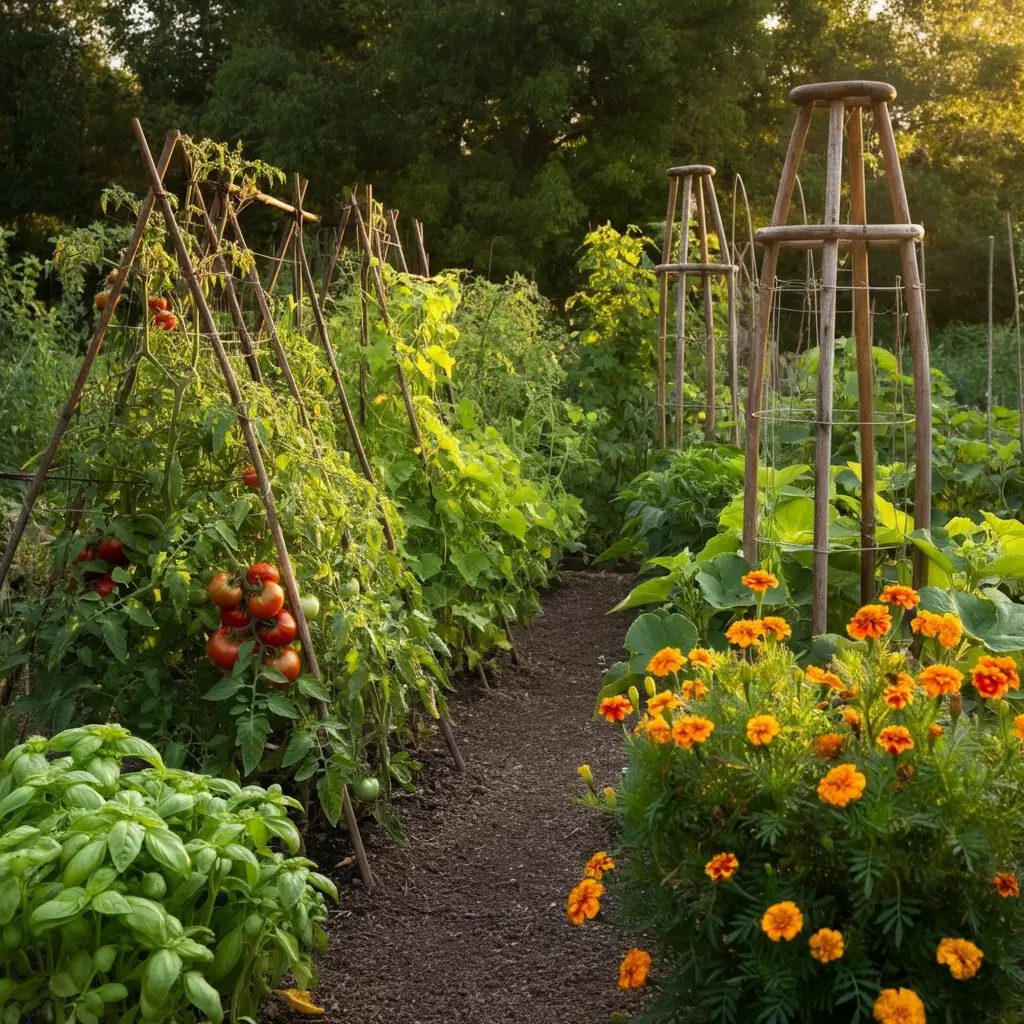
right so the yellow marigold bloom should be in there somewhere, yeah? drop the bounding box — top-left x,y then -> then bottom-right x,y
806,665 -> 844,689
372,393 -> 390,407
809,927 -> 845,963
760,615 -> 792,641
576,764 -> 594,786
585,852 -> 615,880
671,714 -> 715,749
994,872 -> 1019,898
598,695 -> 633,723
873,988 -> 926,1024
647,690 -> 680,716
704,852 -> 739,882
936,613 -> 963,649
919,664 -> 963,698
937,936 -> 983,980
971,655 -> 1021,700
761,901 -> 803,942
1013,715 -> 1024,741
646,647 -> 686,677
817,763 -> 867,808
644,715 -> 672,744
566,878 -> 604,926
877,725 -> 914,756
842,707 -> 862,730
602,786 -> 617,805
813,733 -> 845,760
883,683 -> 914,710
617,948 -> 652,990
687,648 -> 720,670
746,714 -> 781,746
726,619 -> 764,649
742,569 -> 779,593
681,679 -> 709,700
275,990 -> 326,1016
879,585 -> 920,610
847,604 -> 892,641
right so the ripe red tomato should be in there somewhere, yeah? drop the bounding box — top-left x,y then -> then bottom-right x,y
247,580 -> 284,618
258,609 -> 297,647
94,291 -> 118,311
263,647 -> 301,687
220,605 -> 252,628
147,296 -> 169,312
93,575 -> 116,597
97,536 -> 126,566
207,627 -> 242,670
208,572 -> 243,608
242,466 -> 260,487
153,310 -> 177,331
73,545 -> 98,568
246,562 -> 280,586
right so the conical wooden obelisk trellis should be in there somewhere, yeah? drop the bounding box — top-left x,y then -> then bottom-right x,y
654,165 -> 739,447
742,81 -> 932,634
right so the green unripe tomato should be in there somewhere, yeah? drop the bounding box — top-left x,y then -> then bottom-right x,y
351,776 -> 380,801
188,584 -> 209,606
298,594 -> 320,619
340,578 -> 360,598
198,568 -> 216,585
141,873 -> 166,899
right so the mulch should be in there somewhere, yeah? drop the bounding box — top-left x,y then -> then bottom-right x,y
264,570 -> 646,1024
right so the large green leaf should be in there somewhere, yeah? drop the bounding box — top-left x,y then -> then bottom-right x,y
624,612 -> 698,675
919,586 -> 1024,652
608,575 -> 675,613
696,553 -> 785,610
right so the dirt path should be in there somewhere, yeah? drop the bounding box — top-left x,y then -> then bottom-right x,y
274,571 -> 642,1024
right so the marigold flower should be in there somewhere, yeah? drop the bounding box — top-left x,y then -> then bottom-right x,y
617,948 -> 651,990
971,655 -> 1021,700
919,664 -> 963,698
760,615 -> 792,641
742,569 -> 779,594
911,608 -> 940,636
929,723 -> 943,738
936,613 -> 963,649
877,725 -> 914,756
577,764 -> 594,786
681,679 -> 709,701
936,936 -> 983,980
808,927 -> 844,963
726,619 -> 764,649
643,715 -> 672,744
807,665 -> 845,689
1014,715 -> 1024,741
843,707 -> 862,730
879,585 -> 920,610
598,695 -> 633,723
746,714 -> 781,746
761,901 -> 803,942
646,647 -> 686,677
671,714 -> 715,749
994,872 -> 1019,898
847,604 -> 892,641
274,990 -> 325,1016
704,852 -> 739,882
566,878 -> 604,926
687,648 -> 720,670
883,683 -> 914,710
872,987 -> 926,1024
817,763 -> 867,808
585,852 -> 615,880
647,690 -> 680,717
813,733 -> 845,759
894,671 -> 915,689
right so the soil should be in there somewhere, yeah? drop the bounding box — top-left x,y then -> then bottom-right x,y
265,570 -> 646,1024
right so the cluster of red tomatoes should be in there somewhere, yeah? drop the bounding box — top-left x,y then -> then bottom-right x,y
147,296 -> 177,331
206,562 -> 304,687
74,535 -> 128,596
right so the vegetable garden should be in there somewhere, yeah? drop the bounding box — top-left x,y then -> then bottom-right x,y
3,74 -> 1024,1024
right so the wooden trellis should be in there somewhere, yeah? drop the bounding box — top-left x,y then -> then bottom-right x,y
655,165 -> 739,448
742,81 -> 932,634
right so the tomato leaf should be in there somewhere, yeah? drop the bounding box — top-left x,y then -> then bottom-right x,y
265,693 -> 299,719
237,716 -> 270,777
100,619 -> 128,663
204,677 -> 244,701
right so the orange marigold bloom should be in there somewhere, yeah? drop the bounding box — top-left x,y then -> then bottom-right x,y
843,707 -> 862,730
760,615 -> 792,641
1013,714 -> 1024,741
647,690 -> 680,716
746,714 -> 781,746
644,715 -> 672,744
873,988 -> 926,1024
813,733 -> 845,760
877,725 -> 914,756
808,927 -> 845,963
566,878 -> 604,926
847,604 -> 892,641
971,655 -> 1021,700
761,901 -> 803,942
911,608 -> 940,636
681,679 -> 709,701
726,619 -> 764,649
817,763 -> 867,808
687,648 -> 721,670
879,585 -> 920,610
617,948 -> 652,990
704,852 -> 739,882
919,664 -> 963,698
806,665 -> 845,689
742,569 -> 779,594
599,695 -> 633,723
936,937 -> 983,980
646,646 -> 686,677
883,683 -> 915,710
994,872 -> 1019,898
936,613 -> 963,649
929,723 -> 943,738
671,714 -> 715,749
584,852 -> 615,880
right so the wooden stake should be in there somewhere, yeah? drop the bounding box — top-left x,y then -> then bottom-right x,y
387,209 -> 410,273
292,177 -> 306,333
1006,211 -> 1024,458
674,175 -> 691,447
255,180 -> 308,338
704,175 -> 738,446
696,176 -> 717,441
319,204 -> 352,307
987,234 -> 995,442
0,131 -> 178,596
414,219 -> 430,276
657,175 -> 680,448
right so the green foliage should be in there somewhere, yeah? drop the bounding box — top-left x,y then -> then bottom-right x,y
0,723 -> 335,1024
930,322 -> 1022,411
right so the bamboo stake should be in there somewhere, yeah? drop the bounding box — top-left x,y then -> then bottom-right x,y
292,178 -> 305,333
319,204 -> 352,307
848,106 -> 876,605
387,209 -> 410,273
131,119 -> 373,890
704,175 -> 738,446
674,175 -> 691,447
657,176 -> 680,448
696,177 -> 717,441
255,180 -> 308,337
1006,211 -> 1024,459
414,219 -> 430,276
987,234 -> 995,443
358,187 -> 373,426
0,131 -> 178,596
